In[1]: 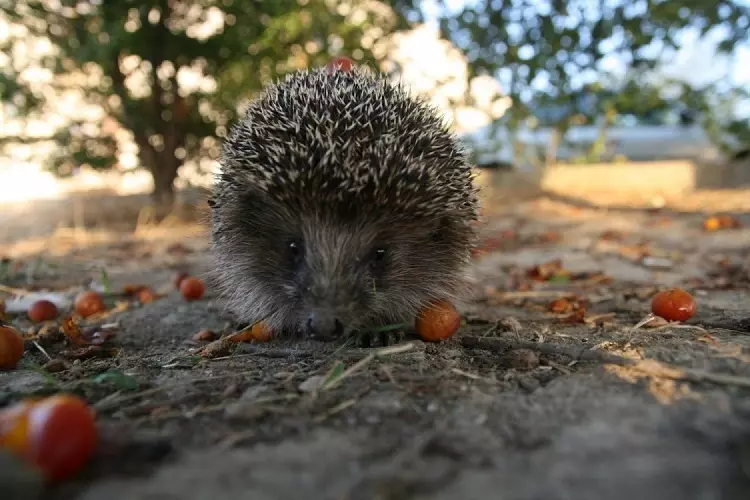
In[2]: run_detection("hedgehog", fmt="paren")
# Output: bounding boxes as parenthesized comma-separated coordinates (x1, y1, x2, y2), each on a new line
(208, 59, 480, 345)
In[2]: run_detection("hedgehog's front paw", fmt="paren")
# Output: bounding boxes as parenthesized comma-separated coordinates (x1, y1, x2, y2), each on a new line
(353, 328, 405, 348)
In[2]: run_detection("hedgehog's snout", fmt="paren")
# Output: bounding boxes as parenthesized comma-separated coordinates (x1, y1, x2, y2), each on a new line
(305, 311, 345, 340)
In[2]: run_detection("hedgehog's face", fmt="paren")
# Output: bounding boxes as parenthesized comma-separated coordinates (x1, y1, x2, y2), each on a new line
(210, 193, 472, 341)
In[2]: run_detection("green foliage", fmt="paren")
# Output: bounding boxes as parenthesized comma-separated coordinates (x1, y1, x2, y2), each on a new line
(437, 0, 750, 161)
(0, 0, 420, 197)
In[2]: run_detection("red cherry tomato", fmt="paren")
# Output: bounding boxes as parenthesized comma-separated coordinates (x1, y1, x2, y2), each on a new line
(180, 276, 205, 301)
(415, 300, 461, 342)
(326, 56, 354, 73)
(28, 300, 58, 323)
(0, 394, 98, 482)
(0, 324, 24, 369)
(650, 288, 697, 322)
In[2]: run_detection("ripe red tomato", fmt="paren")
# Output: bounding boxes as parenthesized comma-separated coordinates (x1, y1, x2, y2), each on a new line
(180, 276, 205, 301)
(0, 394, 98, 482)
(74, 291, 106, 318)
(650, 288, 697, 322)
(415, 300, 461, 342)
(28, 300, 58, 323)
(326, 56, 354, 72)
(173, 271, 189, 290)
(0, 324, 24, 369)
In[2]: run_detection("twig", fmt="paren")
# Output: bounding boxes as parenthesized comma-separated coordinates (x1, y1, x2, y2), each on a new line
(93, 370, 259, 411)
(491, 290, 575, 300)
(32, 340, 53, 361)
(374, 342, 415, 357)
(314, 398, 357, 422)
(0, 284, 32, 296)
(134, 394, 298, 424)
(461, 336, 750, 389)
(321, 342, 415, 391)
(450, 367, 496, 383)
(322, 354, 374, 390)
(629, 313, 657, 333)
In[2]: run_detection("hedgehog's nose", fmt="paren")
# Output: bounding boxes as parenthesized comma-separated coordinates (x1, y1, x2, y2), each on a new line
(306, 312, 344, 340)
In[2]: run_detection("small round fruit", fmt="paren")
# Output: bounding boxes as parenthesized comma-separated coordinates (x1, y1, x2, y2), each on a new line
(326, 56, 354, 72)
(230, 322, 272, 342)
(703, 216, 721, 231)
(137, 287, 158, 304)
(415, 300, 461, 342)
(549, 298, 572, 314)
(249, 321, 273, 342)
(25, 394, 98, 482)
(179, 277, 205, 301)
(28, 300, 58, 323)
(650, 288, 697, 322)
(0, 398, 38, 453)
(74, 291, 106, 318)
(0, 324, 24, 369)
(193, 329, 215, 342)
(173, 271, 189, 290)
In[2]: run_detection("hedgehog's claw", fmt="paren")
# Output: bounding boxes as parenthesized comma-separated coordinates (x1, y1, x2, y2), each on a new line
(354, 328, 405, 348)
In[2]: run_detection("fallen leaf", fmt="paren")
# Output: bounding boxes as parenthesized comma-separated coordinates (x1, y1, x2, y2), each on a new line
(91, 330, 117, 345)
(60, 345, 120, 360)
(61, 315, 88, 345)
(549, 298, 573, 314)
(695, 334, 720, 346)
(90, 371, 139, 390)
(558, 308, 586, 324)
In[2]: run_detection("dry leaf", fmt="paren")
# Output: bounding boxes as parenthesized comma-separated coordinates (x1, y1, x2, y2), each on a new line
(60, 345, 120, 359)
(61, 315, 88, 345)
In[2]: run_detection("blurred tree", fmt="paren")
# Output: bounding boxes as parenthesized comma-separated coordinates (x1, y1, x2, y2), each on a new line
(436, 0, 750, 163)
(0, 0, 420, 209)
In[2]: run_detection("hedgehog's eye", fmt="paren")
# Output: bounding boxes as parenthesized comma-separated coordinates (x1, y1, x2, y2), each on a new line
(373, 248, 387, 262)
(287, 239, 304, 265)
(369, 247, 388, 271)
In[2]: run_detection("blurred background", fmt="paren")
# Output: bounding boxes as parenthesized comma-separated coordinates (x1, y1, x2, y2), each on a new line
(1, 0, 749, 248)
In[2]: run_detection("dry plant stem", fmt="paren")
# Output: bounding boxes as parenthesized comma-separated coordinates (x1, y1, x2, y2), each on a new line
(630, 313, 657, 333)
(32, 340, 53, 361)
(322, 342, 415, 391)
(93, 370, 260, 411)
(491, 290, 576, 300)
(461, 336, 750, 389)
(0, 284, 32, 296)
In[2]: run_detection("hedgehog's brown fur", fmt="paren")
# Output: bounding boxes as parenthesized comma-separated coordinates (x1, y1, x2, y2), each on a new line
(209, 65, 479, 342)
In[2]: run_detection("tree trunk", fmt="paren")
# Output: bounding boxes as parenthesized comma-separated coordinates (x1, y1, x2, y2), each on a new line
(151, 166, 176, 216)
(135, 134, 180, 219)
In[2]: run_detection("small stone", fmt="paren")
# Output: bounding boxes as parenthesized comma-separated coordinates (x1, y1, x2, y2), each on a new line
(502, 348, 540, 371)
(518, 375, 541, 393)
(42, 358, 69, 373)
(193, 329, 216, 342)
(298, 375, 325, 393)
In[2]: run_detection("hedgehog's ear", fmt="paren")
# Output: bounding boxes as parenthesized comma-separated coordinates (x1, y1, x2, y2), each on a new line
(207, 197, 217, 209)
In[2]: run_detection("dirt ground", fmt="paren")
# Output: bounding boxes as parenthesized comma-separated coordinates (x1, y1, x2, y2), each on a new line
(2, 187, 750, 500)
